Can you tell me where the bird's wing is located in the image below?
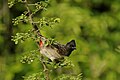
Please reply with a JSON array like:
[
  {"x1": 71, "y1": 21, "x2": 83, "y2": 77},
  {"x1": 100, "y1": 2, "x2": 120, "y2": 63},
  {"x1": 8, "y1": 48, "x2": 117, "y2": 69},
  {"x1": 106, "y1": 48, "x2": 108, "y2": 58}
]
[{"x1": 52, "y1": 43, "x2": 67, "y2": 56}]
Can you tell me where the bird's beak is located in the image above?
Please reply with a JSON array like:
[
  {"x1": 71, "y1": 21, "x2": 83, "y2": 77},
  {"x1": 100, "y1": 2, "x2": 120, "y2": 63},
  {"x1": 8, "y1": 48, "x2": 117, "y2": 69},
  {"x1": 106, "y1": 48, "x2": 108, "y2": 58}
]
[{"x1": 72, "y1": 47, "x2": 76, "y2": 50}]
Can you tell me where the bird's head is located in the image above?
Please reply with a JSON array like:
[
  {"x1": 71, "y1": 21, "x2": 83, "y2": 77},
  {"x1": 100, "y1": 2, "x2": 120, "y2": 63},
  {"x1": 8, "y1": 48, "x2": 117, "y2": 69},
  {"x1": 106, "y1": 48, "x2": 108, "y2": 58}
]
[{"x1": 66, "y1": 40, "x2": 76, "y2": 51}]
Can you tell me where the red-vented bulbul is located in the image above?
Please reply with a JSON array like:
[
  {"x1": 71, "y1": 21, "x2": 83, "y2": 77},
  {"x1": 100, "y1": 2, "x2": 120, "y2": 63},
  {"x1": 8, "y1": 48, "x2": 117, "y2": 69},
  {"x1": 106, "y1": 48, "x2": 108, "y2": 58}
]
[{"x1": 39, "y1": 37, "x2": 76, "y2": 61}]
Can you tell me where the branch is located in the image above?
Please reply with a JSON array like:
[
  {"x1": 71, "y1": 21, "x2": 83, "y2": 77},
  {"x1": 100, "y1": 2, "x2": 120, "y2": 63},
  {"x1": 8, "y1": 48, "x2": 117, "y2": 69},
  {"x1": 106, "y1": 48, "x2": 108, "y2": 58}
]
[
  {"x1": 24, "y1": 0, "x2": 50, "y2": 80},
  {"x1": 42, "y1": 61, "x2": 50, "y2": 80},
  {"x1": 25, "y1": 0, "x2": 42, "y2": 39}
]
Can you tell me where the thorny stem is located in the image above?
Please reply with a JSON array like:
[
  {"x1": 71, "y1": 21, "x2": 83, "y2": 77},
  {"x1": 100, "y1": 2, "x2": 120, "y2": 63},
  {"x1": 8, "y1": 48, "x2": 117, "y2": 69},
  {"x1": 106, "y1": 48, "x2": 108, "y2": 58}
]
[
  {"x1": 24, "y1": 0, "x2": 50, "y2": 80},
  {"x1": 25, "y1": 0, "x2": 42, "y2": 39},
  {"x1": 42, "y1": 61, "x2": 50, "y2": 80}
]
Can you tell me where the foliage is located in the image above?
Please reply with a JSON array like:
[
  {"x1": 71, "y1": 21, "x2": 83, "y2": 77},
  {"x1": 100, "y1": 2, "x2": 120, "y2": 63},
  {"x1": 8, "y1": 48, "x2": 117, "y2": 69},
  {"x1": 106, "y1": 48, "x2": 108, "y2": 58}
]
[
  {"x1": 1, "y1": 0, "x2": 120, "y2": 80},
  {"x1": 20, "y1": 49, "x2": 39, "y2": 64},
  {"x1": 23, "y1": 72, "x2": 45, "y2": 80},
  {"x1": 7, "y1": 0, "x2": 82, "y2": 80},
  {"x1": 54, "y1": 73, "x2": 82, "y2": 80},
  {"x1": 11, "y1": 32, "x2": 31, "y2": 44}
]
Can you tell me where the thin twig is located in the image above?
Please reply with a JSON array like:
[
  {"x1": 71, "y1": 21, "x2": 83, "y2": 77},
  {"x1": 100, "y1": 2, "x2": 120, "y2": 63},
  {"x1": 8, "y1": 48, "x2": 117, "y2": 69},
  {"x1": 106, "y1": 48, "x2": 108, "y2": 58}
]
[
  {"x1": 41, "y1": 61, "x2": 50, "y2": 80},
  {"x1": 24, "y1": 0, "x2": 50, "y2": 80},
  {"x1": 24, "y1": 0, "x2": 33, "y2": 24},
  {"x1": 25, "y1": 0, "x2": 41, "y2": 37},
  {"x1": 28, "y1": 4, "x2": 38, "y2": 6}
]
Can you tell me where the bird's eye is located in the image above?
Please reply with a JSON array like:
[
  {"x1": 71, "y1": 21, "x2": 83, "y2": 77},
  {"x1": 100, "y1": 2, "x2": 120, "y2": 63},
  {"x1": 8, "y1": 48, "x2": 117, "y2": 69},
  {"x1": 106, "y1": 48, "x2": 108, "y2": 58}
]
[{"x1": 70, "y1": 45, "x2": 74, "y2": 47}]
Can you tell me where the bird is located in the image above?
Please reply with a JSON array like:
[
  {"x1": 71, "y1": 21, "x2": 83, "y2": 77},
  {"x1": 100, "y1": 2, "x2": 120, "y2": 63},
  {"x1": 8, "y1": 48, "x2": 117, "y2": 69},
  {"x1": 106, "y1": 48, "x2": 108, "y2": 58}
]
[{"x1": 39, "y1": 36, "x2": 76, "y2": 62}]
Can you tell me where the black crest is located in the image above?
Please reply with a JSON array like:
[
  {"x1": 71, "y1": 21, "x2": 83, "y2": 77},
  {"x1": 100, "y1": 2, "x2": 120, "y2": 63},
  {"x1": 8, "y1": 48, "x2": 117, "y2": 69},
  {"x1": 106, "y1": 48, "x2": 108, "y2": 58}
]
[
  {"x1": 65, "y1": 40, "x2": 76, "y2": 56},
  {"x1": 52, "y1": 40, "x2": 76, "y2": 56},
  {"x1": 66, "y1": 40, "x2": 76, "y2": 50}
]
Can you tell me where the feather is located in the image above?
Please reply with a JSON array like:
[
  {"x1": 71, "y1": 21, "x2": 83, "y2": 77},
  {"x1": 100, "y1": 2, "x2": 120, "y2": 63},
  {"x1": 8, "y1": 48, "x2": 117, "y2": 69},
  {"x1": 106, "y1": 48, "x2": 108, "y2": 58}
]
[{"x1": 39, "y1": 39, "x2": 76, "y2": 61}]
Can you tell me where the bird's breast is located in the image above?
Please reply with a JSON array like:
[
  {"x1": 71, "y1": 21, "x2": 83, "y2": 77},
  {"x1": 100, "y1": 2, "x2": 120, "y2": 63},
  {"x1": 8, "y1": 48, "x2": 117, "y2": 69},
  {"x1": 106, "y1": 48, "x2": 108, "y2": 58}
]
[{"x1": 40, "y1": 46, "x2": 62, "y2": 61}]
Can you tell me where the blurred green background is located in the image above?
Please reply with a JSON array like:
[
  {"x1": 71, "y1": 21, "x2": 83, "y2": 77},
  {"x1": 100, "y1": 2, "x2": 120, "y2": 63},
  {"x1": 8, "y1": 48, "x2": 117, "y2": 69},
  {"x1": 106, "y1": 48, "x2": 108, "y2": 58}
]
[{"x1": 0, "y1": 0, "x2": 120, "y2": 80}]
